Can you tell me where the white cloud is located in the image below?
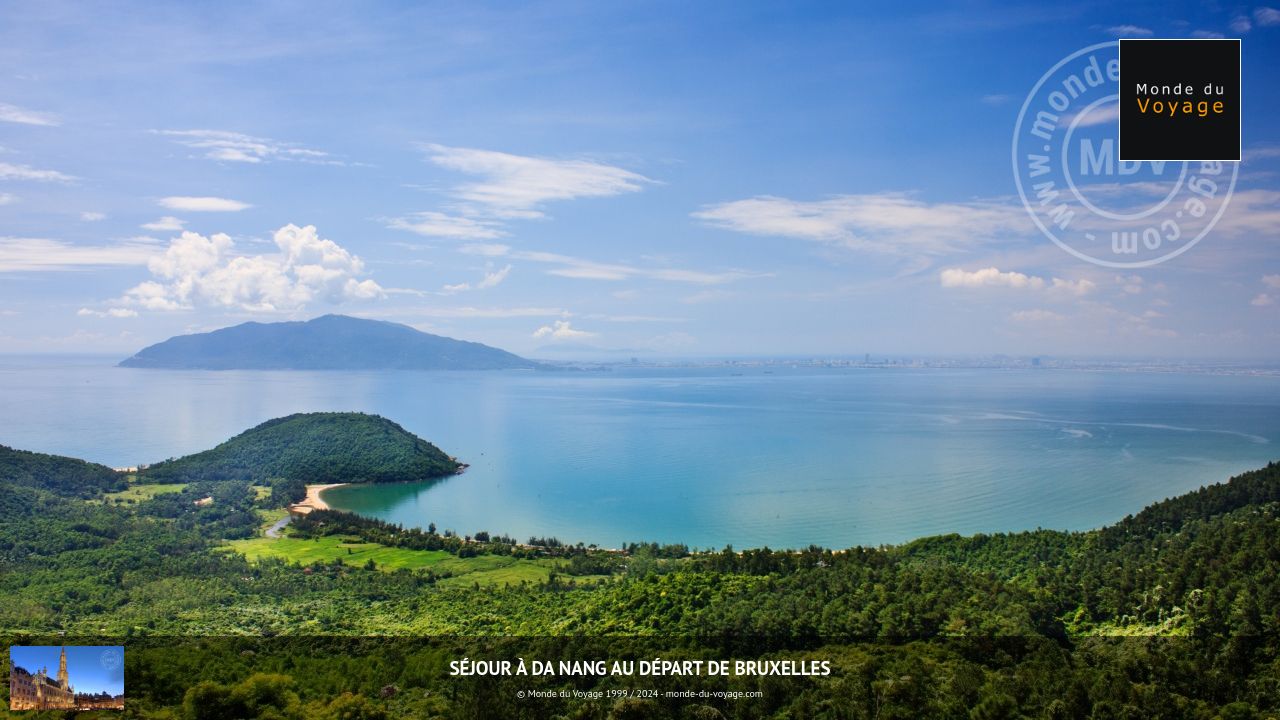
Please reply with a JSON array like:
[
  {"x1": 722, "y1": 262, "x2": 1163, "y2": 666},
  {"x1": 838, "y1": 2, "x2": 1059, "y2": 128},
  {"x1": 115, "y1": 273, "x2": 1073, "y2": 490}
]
[
  {"x1": 981, "y1": 94, "x2": 1010, "y2": 106},
  {"x1": 0, "y1": 162, "x2": 75, "y2": 182},
  {"x1": 940, "y1": 267, "x2": 1095, "y2": 295},
  {"x1": 1208, "y1": 190, "x2": 1280, "y2": 236},
  {"x1": 0, "y1": 103, "x2": 59, "y2": 126},
  {"x1": 156, "y1": 129, "x2": 337, "y2": 164},
  {"x1": 1230, "y1": 15, "x2": 1252, "y2": 33},
  {"x1": 386, "y1": 211, "x2": 505, "y2": 239},
  {"x1": 158, "y1": 196, "x2": 252, "y2": 212},
  {"x1": 1050, "y1": 277, "x2": 1097, "y2": 295},
  {"x1": 477, "y1": 264, "x2": 511, "y2": 289},
  {"x1": 1010, "y1": 309, "x2": 1066, "y2": 323},
  {"x1": 1105, "y1": 24, "x2": 1154, "y2": 36},
  {"x1": 418, "y1": 143, "x2": 653, "y2": 219},
  {"x1": 1262, "y1": 274, "x2": 1280, "y2": 289},
  {"x1": 533, "y1": 319, "x2": 595, "y2": 340},
  {"x1": 1254, "y1": 7, "x2": 1280, "y2": 26},
  {"x1": 0, "y1": 237, "x2": 160, "y2": 271},
  {"x1": 80, "y1": 212, "x2": 106, "y2": 222},
  {"x1": 77, "y1": 307, "x2": 138, "y2": 318},
  {"x1": 1119, "y1": 274, "x2": 1144, "y2": 295},
  {"x1": 941, "y1": 266, "x2": 1040, "y2": 289},
  {"x1": 115, "y1": 224, "x2": 383, "y2": 312},
  {"x1": 0, "y1": 193, "x2": 15, "y2": 205},
  {"x1": 1065, "y1": 101, "x2": 1119, "y2": 128},
  {"x1": 694, "y1": 192, "x2": 1023, "y2": 254},
  {"x1": 1190, "y1": 30, "x2": 1226, "y2": 38},
  {"x1": 415, "y1": 306, "x2": 562, "y2": 319},
  {"x1": 142, "y1": 216, "x2": 186, "y2": 231},
  {"x1": 1244, "y1": 144, "x2": 1280, "y2": 161},
  {"x1": 1251, "y1": 293, "x2": 1274, "y2": 307},
  {"x1": 459, "y1": 243, "x2": 511, "y2": 257},
  {"x1": 512, "y1": 249, "x2": 765, "y2": 285},
  {"x1": 440, "y1": 264, "x2": 513, "y2": 294}
]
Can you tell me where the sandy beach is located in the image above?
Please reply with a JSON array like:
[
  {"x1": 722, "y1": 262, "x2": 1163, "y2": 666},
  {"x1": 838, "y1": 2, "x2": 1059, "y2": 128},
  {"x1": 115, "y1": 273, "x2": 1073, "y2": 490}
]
[{"x1": 288, "y1": 483, "x2": 348, "y2": 515}]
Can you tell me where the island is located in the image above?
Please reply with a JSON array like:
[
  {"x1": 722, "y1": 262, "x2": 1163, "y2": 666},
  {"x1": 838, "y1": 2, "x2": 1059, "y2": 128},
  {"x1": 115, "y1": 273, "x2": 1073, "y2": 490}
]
[
  {"x1": 137, "y1": 411, "x2": 464, "y2": 506},
  {"x1": 117, "y1": 314, "x2": 544, "y2": 370}
]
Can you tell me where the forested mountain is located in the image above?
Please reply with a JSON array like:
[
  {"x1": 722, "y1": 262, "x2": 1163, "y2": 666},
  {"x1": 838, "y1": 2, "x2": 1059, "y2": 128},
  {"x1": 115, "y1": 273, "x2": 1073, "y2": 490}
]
[
  {"x1": 118, "y1": 314, "x2": 543, "y2": 370},
  {"x1": 0, "y1": 444, "x2": 124, "y2": 498},
  {"x1": 139, "y1": 412, "x2": 462, "y2": 491}
]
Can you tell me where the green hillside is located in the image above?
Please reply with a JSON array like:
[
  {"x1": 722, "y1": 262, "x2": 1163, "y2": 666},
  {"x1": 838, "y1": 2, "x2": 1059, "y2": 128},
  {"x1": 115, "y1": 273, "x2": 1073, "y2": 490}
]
[
  {"x1": 0, "y1": 444, "x2": 124, "y2": 498},
  {"x1": 138, "y1": 412, "x2": 462, "y2": 489},
  {"x1": 0, "y1": 421, "x2": 1277, "y2": 718}
]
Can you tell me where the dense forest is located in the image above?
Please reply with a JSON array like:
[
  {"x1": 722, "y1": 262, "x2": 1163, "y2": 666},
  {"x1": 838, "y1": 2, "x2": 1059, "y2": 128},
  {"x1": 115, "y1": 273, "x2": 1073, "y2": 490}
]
[{"x1": 1, "y1": 421, "x2": 1277, "y2": 719}]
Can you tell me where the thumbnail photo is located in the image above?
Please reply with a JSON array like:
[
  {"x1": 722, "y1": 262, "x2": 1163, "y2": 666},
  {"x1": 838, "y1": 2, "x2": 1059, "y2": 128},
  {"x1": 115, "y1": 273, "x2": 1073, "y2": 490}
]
[{"x1": 8, "y1": 646, "x2": 124, "y2": 711}]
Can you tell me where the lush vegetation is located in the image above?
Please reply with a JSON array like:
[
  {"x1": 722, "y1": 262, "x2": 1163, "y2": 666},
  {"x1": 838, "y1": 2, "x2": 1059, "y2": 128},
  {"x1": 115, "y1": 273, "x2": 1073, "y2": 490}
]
[
  {"x1": 138, "y1": 413, "x2": 462, "y2": 499},
  {"x1": 1, "y1": 421, "x2": 1278, "y2": 719}
]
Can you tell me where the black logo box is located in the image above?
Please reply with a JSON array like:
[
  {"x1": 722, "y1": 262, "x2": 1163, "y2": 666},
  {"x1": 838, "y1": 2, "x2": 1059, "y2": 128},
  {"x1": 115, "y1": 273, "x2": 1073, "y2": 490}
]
[{"x1": 1119, "y1": 38, "x2": 1241, "y2": 162}]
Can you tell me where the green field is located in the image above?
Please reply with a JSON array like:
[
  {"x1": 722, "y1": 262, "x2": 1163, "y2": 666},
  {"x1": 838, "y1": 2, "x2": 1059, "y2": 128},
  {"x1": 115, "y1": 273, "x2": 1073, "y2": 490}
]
[
  {"x1": 223, "y1": 534, "x2": 575, "y2": 586},
  {"x1": 99, "y1": 481, "x2": 187, "y2": 504}
]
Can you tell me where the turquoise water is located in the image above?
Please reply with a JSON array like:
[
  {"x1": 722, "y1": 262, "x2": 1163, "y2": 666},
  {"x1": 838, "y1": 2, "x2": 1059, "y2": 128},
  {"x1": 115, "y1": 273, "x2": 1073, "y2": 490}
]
[{"x1": 1, "y1": 355, "x2": 1277, "y2": 549}]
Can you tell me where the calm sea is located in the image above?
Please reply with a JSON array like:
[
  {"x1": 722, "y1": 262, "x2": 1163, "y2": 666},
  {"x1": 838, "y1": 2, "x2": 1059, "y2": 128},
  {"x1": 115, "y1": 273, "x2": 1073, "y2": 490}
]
[{"x1": 2, "y1": 355, "x2": 1277, "y2": 549}]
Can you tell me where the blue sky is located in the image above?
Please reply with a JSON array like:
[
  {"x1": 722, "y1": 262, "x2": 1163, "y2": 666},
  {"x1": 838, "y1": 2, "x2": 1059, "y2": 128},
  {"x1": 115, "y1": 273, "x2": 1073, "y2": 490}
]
[
  {"x1": 8, "y1": 645, "x2": 124, "y2": 695},
  {"x1": 1, "y1": 1, "x2": 1278, "y2": 359}
]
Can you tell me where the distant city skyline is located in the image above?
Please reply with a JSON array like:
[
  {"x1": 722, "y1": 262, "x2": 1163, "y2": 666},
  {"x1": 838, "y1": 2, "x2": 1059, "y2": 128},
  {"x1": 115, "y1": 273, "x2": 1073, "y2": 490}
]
[{"x1": 1, "y1": 1, "x2": 1278, "y2": 359}]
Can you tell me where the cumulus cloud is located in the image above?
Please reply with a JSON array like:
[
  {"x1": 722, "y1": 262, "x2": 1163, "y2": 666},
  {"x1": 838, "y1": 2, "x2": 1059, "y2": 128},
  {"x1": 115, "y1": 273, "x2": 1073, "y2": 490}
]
[
  {"x1": 694, "y1": 192, "x2": 1024, "y2": 255},
  {"x1": 115, "y1": 224, "x2": 383, "y2": 312},
  {"x1": 533, "y1": 320, "x2": 595, "y2": 340},
  {"x1": 941, "y1": 267, "x2": 1041, "y2": 289},
  {"x1": 158, "y1": 196, "x2": 251, "y2": 212},
  {"x1": 142, "y1": 216, "x2": 186, "y2": 232},
  {"x1": 0, "y1": 237, "x2": 160, "y2": 271},
  {"x1": 0, "y1": 102, "x2": 59, "y2": 126},
  {"x1": 1251, "y1": 293, "x2": 1274, "y2": 307},
  {"x1": 939, "y1": 267, "x2": 1095, "y2": 295},
  {"x1": 0, "y1": 162, "x2": 75, "y2": 182},
  {"x1": 156, "y1": 129, "x2": 337, "y2": 164},
  {"x1": 1230, "y1": 15, "x2": 1252, "y2": 33}
]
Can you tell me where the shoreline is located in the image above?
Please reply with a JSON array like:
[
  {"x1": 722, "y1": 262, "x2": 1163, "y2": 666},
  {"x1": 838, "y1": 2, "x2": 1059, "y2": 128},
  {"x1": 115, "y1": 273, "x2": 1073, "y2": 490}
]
[{"x1": 287, "y1": 483, "x2": 348, "y2": 515}]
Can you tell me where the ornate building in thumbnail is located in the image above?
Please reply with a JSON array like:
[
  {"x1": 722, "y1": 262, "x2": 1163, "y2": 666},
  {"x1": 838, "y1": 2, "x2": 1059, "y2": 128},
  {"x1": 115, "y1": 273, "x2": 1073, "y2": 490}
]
[{"x1": 9, "y1": 646, "x2": 75, "y2": 710}]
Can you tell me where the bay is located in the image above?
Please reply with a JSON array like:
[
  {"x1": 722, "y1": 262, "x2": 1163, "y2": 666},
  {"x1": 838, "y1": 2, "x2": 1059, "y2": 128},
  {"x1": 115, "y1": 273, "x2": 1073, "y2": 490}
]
[{"x1": 1, "y1": 354, "x2": 1276, "y2": 549}]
